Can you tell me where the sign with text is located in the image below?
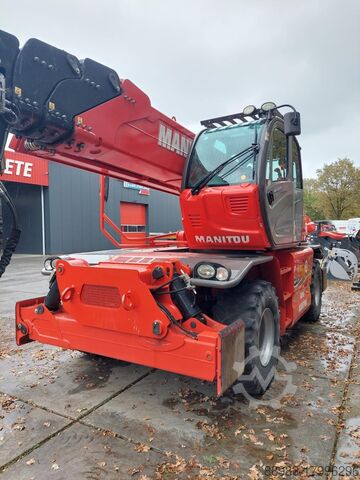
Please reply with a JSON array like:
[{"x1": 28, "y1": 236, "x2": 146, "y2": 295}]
[
  {"x1": 1, "y1": 151, "x2": 49, "y2": 186},
  {"x1": 123, "y1": 181, "x2": 150, "y2": 195}
]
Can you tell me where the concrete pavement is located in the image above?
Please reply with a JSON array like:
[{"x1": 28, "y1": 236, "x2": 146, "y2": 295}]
[{"x1": 0, "y1": 255, "x2": 359, "y2": 479}]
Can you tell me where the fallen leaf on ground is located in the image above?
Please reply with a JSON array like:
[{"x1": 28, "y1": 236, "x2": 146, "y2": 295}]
[
  {"x1": 128, "y1": 466, "x2": 142, "y2": 476},
  {"x1": 248, "y1": 464, "x2": 261, "y2": 480},
  {"x1": 134, "y1": 443, "x2": 150, "y2": 453},
  {"x1": 12, "y1": 423, "x2": 25, "y2": 431},
  {"x1": 217, "y1": 456, "x2": 230, "y2": 469},
  {"x1": 264, "y1": 430, "x2": 275, "y2": 441},
  {"x1": 234, "y1": 425, "x2": 246, "y2": 436}
]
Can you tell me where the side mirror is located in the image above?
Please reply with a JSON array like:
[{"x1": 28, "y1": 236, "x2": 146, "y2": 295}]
[{"x1": 284, "y1": 111, "x2": 301, "y2": 136}]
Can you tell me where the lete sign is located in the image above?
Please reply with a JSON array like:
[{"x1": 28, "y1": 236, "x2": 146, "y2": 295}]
[{"x1": 1, "y1": 151, "x2": 49, "y2": 186}]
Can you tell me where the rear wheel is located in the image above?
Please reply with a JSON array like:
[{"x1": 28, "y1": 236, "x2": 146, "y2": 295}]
[
  {"x1": 213, "y1": 280, "x2": 280, "y2": 395},
  {"x1": 302, "y1": 261, "x2": 322, "y2": 322}
]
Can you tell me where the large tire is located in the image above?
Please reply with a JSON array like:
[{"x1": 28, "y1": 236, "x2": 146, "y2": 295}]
[
  {"x1": 213, "y1": 280, "x2": 280, "y2": 395},
  {"x1": 302, "y1": 261, "x2": 322, "y2": 322}
]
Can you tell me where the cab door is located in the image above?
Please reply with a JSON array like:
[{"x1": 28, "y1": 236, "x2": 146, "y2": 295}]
[
  {"x1": 264, "y1": 125, "x2": 294, "y2": 246},
  {"x1": 291, "y1": 137, "x2": 304, "y2": 242}
]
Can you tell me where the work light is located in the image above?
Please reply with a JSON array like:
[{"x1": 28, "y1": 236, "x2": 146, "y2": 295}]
[
  {"x1": 243, "y1": 105, "x2": 256, "y2": 116},
  {"x1": 261, "y1": 101, "x2": 276, "y2": 112}
]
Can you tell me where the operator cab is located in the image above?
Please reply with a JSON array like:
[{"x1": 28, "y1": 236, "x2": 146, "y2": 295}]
[{"x1": 180, "y1": 103, "x2": 303, "y2": 251}]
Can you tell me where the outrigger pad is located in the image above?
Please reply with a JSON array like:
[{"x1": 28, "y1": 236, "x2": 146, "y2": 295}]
[{"x1": 217, "y1": 319, "x2": 245, "y2": 396}]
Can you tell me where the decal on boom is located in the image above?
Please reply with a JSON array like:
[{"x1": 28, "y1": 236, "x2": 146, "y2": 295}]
[{"x1": 158, "y1": 123, "x2": 192, "y2": 157}]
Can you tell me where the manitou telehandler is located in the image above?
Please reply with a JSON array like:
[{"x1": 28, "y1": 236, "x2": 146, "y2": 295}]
[{"x1": 0, "y1": 30, "x2": 327, "y2": 396}]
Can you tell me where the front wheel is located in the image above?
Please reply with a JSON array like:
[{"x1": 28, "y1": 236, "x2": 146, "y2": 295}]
[
  {"x1": 302, "y1": 261, "x2": 322, "y2": 322},
  {"x1": 213, "y1": 280, "x2": 280, "y2": 396}
]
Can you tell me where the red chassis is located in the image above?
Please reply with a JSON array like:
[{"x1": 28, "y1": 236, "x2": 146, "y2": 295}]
[
  {"x1": 16, "y1": 246, "x2": 313, "y2": 396},
  {"x1": 16, "y1": 256, "x2": 243, "y2": 396}
]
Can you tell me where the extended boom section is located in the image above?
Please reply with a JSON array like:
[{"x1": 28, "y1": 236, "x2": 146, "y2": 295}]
[{"x1": 0, "y1": 30, "x2": 193, "y2": 194}]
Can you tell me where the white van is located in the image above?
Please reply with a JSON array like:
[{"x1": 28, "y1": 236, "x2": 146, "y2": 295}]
[
  {"x1": 330, "y1": 218, "x2": 360, "y2": 235},
  {"x1": 331, "y1": 220, "x2": 349, "y2": 234},
  {"x1": 348, "y1": 218, "x2": 360, "y2": 235}
]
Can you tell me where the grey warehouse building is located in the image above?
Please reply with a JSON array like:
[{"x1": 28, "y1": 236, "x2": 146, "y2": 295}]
[{"x1": 2, "y1": 151, "x2": 182, "y2": 254}]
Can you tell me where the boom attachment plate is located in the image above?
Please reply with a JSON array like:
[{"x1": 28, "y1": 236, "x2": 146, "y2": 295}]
[{"x1": 0, "y1": 30, "x2": 122, "y2": 146}]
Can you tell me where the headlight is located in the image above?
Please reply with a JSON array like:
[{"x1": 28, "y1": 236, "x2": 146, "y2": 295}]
[
  {"x1": 196, "y1": 263, "x2": 216, "y2": 279},
  {"x1": 195, "y1": 263, "x2": 231, "y2": 281},
  {"x1": 216, "y1": 266, "x2": 230, "y2": 281}
]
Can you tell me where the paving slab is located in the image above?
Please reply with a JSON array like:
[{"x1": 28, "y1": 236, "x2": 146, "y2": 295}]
[
  {"x1": 83, "y1": 367, "x2": 343, "y2": 474},
  {"x1": 351, "y1": 345, "x2": 360, "y2": 382},
  {"x1": 0, "y1": 346, "x2": 150, "y2": 418},
  {"x1": 0, "y1": 316, "x2": 16, "y2": 359},
  {"x1": 0, "y1": 255, "x2": 49, "y2": 316},
  {"x1": 280, "y1": 284, "x2": 358, "y2": 375},
  {"x1": 0, "y1": 393, "x2": 70, "y2": 468},
  {"x1": 0, "y1": 257, "x2": 359, "y2": 478},
  {"x1": 0, "y1": 422, "x2": 165, "y2": 480},
  {"x1": 281, "y1": 322, "x2": 355, "y2": 380},
  {"x1": 84, "y1": 372, "x2": 209, "y2": 452},
  {"x1": 333, "y1": 382, "x2": 360, "y2": 478}
]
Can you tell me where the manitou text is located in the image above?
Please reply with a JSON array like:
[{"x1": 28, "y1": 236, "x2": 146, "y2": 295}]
[{"x1": 158, "y1": 123, "x2": 192, "y2": 157}]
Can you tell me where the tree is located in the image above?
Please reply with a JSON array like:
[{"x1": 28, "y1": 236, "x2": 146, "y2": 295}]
[
  {"x1": 303, "y1": 178, "x2": 325, "y2": 220},
  {"x1": 315, "y1": 158, "x2": 360, "y2": 220}
]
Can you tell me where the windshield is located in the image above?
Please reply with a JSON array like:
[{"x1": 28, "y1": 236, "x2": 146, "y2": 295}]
[{"x1": 186, "y1": 121, "x2": 264, "y2": 188}]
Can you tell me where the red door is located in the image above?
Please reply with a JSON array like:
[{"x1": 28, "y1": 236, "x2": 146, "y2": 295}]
[{"x1": 120, "y1": 202, "x2": 147, "y2": 244}]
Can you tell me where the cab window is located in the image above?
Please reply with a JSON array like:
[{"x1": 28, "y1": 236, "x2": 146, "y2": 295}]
[
  {"x1": 186, "y1": 121, "x2": 263, "y2": 188},
  {"x1": 265, "y1": 127, "x2": 288, "y2": 182},
  {"x1": 292, "y1": 139, "x2": 302, "y2": 189}
]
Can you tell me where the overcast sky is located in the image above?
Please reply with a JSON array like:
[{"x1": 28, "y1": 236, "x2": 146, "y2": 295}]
[{"x1": 2, "y1": 0, "x2": 359, "y2": 177}]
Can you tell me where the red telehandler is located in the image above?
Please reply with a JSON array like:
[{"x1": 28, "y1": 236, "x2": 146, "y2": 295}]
[{"x1": 0, "y1": 31, "x2": 327, "y2": 397}]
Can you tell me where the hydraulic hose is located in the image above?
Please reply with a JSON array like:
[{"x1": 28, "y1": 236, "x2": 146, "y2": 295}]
[{"x1": 0, "y1": 180, "x2": 21, "y2": 277}]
